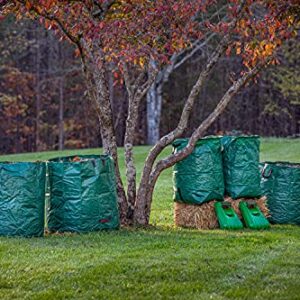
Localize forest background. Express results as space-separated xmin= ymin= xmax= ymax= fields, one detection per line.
xmin=0 ymin=15 xmax=299 ymax=154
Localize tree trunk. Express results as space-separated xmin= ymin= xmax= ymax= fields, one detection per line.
xmin=134 ymin=39 xmax=230 ymax=225
xmin=124 ymin=117 xmax=137 ymax=220
xmin=123 ymin=79 xmax=139 ymax=219
xmin=139 ymin=62 xmax=267 ymax=222
xmin=58 ymin=76 xmax=64 ymax=151
xmin=134 ymin=2 xmax=248 ymax=225
xmin=80 ymin=46 xmax=128 ymax=224
xmin=35 ymin=32 xmax=42 ymax=152
xmin=94 ymin=66 xmax=128 ymax=223
xmin=146 ymin=81 xmax=162 ymax=145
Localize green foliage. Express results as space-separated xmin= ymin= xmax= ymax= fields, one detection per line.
xmin=0 ymin=138 xmax=299 ymax=299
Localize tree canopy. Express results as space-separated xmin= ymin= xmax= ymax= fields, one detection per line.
xmin=2 ymin=0 xmax=299 ymax=70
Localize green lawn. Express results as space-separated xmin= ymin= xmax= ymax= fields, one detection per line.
xmin=0 ymin=138 xmax=299 ymax=299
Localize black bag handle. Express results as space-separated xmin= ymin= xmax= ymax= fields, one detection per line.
xmin=261 ymin=164 xmax=272 ymax=178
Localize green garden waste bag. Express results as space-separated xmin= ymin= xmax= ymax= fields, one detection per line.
xmin=221 ymin=136 xmax=261 ymax=199
xmin=0 ymin=162 xmax=46 ymax=237
xmin=260 ymin=162 xmax=300 ymax=225
xmin=47 ymin=155 xmax=119 ymax=233
xmin=173 ymin=137 xmax=224 ymax=205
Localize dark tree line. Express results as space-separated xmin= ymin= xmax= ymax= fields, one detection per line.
xmin=0 ymin=16 xmax=299 ymax=155
xmin=0 ymin=16 xmax=101 ymax=153
xmin=161 ymin=40 xmax=300 ymax=138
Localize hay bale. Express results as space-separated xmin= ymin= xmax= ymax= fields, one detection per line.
xmin=174 ymin=201 xmax=218 ymax=229
xmin=174 ymin=196 xmax=269 ymax=230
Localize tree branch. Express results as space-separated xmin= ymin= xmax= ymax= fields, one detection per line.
xmin=123 ymin=62 xmax=158 ymax=219
xmin=173 ymin=33 xmax=216 ymax=70
xmin=151 ymin=63 xmax=267 ymax=183
xmin=137 ymin=59 xmax=271 ymax=223
xmin=137 ymin=0 xmax=247 ymax=196
xmin=134 ymin=0 xmax=249 ymax=224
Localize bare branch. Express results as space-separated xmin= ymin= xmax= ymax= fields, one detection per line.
xmin=136 ymin=65 xmax=159 ymax=100
xmin=123 ymin=63 xmax=135 ymax=99
xmin=173 ymin=33 xmax=216 ymax=70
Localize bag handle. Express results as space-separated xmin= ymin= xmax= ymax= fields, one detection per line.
xmin=261 ymin=164 xmax=272 ymax=178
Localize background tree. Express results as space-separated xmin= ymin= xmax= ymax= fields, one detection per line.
xmin=0 ymin=15 xmax=101 ymax=152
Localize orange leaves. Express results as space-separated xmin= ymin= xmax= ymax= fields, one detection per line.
xmin=0 ymin=0 xmax=225 ymax=67
xmin=263 ymin=43 xmax=275 ymax=56
xmin=236 ymin=42 xmax=242 ymax=55
xmin=2 ymin=0 xmax=298 ymax=73
xmin=236 ymin=40 xmax=279 ymax=70
xmin=42 ymin=0 xmax=57 ymax=10
xmin=138 ymin=57 xmax=145 ymax=68
xmin=25 ymin=1 xmax=32 ymax=10
xmin=24 ymin=0 xmax=56 ymax=13
xmin=232 ymin=0 xmax=300 ymax=70
xmin=85 ymin=0 xmax=211 ymax=67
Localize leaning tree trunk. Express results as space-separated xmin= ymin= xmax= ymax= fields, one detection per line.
xmin=134 ymin=39 xmax=231 ymax=225
xmin=139 ymin=62 xmax=267 ymax=224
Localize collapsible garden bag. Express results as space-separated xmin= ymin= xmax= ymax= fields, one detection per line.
xmin=221 ymin=135 xmax=261 ymax=199
xmin=261 ymin=162 xmax=300 ymax=225
xmin=0 ymin=162 xmax=46 ymax=237
xmin=173 ymin=137 xmax=224 ymax=205
xmin=47 ymin=155 xmax=119 ymax=233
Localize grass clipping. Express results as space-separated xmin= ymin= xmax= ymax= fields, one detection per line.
xmin=174 ymin=197 xmax=269 ymax=230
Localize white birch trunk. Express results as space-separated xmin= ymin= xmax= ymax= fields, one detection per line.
xmin=146 ymin=81 xmax=162 ymax=145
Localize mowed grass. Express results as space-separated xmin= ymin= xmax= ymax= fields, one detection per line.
xmin=0 ymin=138 xmax=299 ymax=299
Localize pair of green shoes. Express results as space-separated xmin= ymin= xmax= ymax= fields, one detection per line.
xmin=214 ymin=201 xmax=270 ymax=230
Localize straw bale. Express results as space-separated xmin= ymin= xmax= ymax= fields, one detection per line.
xmin=174 ymin=196 xmax=269 ymax=229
